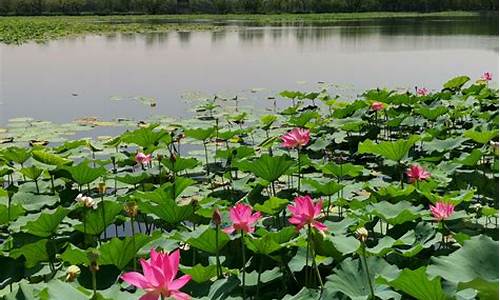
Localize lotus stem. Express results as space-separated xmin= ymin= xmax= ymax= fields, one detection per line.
xmin=203 ymin=141 xmax=210 ymax=176
xmin=215 ymin=225 xmax=222 ymax=278
xmin=91 ymin=267 xmax=97 ymax=299
xmin=101 ymin=197 xmax=106 ymax=240
xmin=361 ymin=243 xmax=375 ymax=300
xmin=305 ymin=225 xmax=310 ymax=287
xmin=241 ymin=230 xmax=246 ymax=300
xmin=297 ymin=148 xmax=301 ymax=193
xmin=256 ymin=255 xmax=263 ymax=299
xmin=131 ymin=215 xmax=136 ymax=271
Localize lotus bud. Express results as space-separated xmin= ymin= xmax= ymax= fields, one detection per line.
xmin=66 ymin=265 xmax=81 ymax=282
xmin=490 ymin=141 xmax=499 ymax=155
xmin=98 ymin=182 xmax=106 ymax=194
xmin=212 ymin=208 xmax=222 ymax=226
xmin=356 ymin=227 xmax=369 ymax=242
xmin=76 ymin=194 xmax=98 ymax=210
xmin=124 ymin=201 xmax=138 ymax=218
xmin=170 ymin=152 xmax=177 ymax=163
xmin=157 ymin=153 xmax=164 ymax=162
xmin=87 ymin=250 xmax=100 ymax=273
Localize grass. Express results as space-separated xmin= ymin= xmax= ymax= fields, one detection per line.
xmin=0 ymin=11 xmax=488 ymax=45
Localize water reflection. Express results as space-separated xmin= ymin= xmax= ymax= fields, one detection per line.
xmin=0 ymin=17 xmax=498 ymax=126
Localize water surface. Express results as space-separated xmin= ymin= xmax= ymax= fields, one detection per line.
xmin=1 ymin=16 xmax=498 ymax=126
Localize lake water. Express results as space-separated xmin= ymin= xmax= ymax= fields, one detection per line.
xmin=0 ymin=16 xmax=498 ymax=127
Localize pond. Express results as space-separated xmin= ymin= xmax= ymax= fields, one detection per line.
xmin=1 ymin=16 xmax=498 ymax=127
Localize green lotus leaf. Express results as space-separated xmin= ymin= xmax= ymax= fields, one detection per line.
xmin=0 ymin=167 xmax=14 ymax=177
xmin=326 ymin=235 xmax=360 ymax=255
xmin=162 ymin=157 xmax=200 ymax=173
xmin=20 ymin=166 xmax=43 ymax=181
xmin=217 ymin=129 xmax=243 ymax=141
xmin=237 ymin=154 xmax=295 ymax=182
xmin=260 ymin=115 xmax=278 ymax=130
xmin=180 ymin=264 xmax=218 ymax=283
xmin=139 ymin=197 xmax=193 ymax=225
xmin=303 ymin=178 xmax=344 ymax=196
xmin=60 ymin=244 xmax=89 ymax=266
xmin=321 ymin=162 xmax=364 ymax=178
xmin=325 ymin=257 xmax=400 ymax=300
xmin=4 ymin=281 xmax=37 ymax=300
xmin=0 ymin=203 xmax=25 ymax=225
xmin=99 ymin=234 xmax=153 ymax=269
xmin=443 ymin=75 xmax=470 ymax=90
xmin=63 ymin=160 xmax=107 ymax=185
xmin=216 ymin=146 xmax=255 ymax=163
xmin=74 ymin=201 xmax=123 ymax=235
xmin=283 ymin=288 xmax=321 ymax=300
xmin=21 ymin=207 xmax=68 ymax=237
xmin=205 ymin=276 xmax=240 ymax=300
xmin=453 ymin=149 xmax=483 ymax=166
xmin=184 ymin=226 xmax=230 ymax=255
xmin=288 ymin=111 xmax=319 ymax=127
xmin=10 ymin=239 xmax=49 ymax=268
xmin=416 ymin=106 xmax=448 ymax=121
xmin=32 ymin=150 xmax=72 ymax=166
xmin=116 ymin=172 xmax=150 ymax=185
xmin=280 ymin=90 xmax=303 ymax=99
xmin=1 ymin=147 xmax=31 ymax=164
xmin=384 ymin=267 xmax=448 ymax=300
xmin=427 ymin=235 xmax=498 ymax=290
xmin=463 ymin=129 xmax=499 ymax=144
xmin=121 ymin=125 xmax=168 ymax=147
xmin=11 ymin=192 xmax=59 ymax=211
xmin=254 ymin=197 xmax=289 ymax=215
xmin=422 ymin=137 xmax=467 ymax=153
xmin=368 ymin=201 xmax=423 ymax=225
xmin=237 ymin=267 xmax=282 ymax=286
xmin=53 ymin=140 xmax=88 ymax=153
xmin=136 ymin=176 xmax=194 ymax=201
xmin=38 ymin=279 xmax=89 ymax=300
xmin=458 ymin=278 xmax=499 ymax=299
xmin=358 ymin=135 xmax=420 ymax=162
xmin=184 ymin=127 xmax=215 ymax=141
xmin=245 ymin=234 xmax=282 ymax=255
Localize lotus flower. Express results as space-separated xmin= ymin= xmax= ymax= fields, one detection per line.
xmin=481 ymin=72 xmax=493 ymax=81
xmin=430 ymin=202 xmax=455 ymax=221
xmin=75 ymin=194 xmax=98 ymax=209
xmin=135 ymin=152 xmax=153 ymax=165
xmin=406 ymin=164 xmax=431 ymax=183
xmin=371 ymin=102 xmax=384 ymax=111
xmin=281 ymin=128 xmax=310 ymax=149
xmin=121 ymin=248 xmax=192 ymax=300
xmin=224 ymin=203 xmax=261 ymax=234
xmin=288 ymin=195 xmax=327 ymax=232
xmin=416 ymin=87 xmax=429 ymax=96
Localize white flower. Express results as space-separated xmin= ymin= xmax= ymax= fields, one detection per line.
xmin=66 ymin=265 xmax=81 ymax=282
xmin=76 ymin=194 xmax=98 ymax=210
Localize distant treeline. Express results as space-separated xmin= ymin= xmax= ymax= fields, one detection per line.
xmin=0 ymin=0 xmax=498 ymax=15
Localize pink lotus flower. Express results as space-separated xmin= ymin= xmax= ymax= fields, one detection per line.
xmin=135 ymin=152 xmax=153 ymax=165
xmin=481 ymin=72 xmax=493 ymax=81
xmin=288 ymin=195 xmax=327 ymax=232
xmin=416 ymin=87 xmax=429 ymax=96
xmin=121 ymin=248 xmax=192 ymax=300
xmin=371 ymin=102 xmax=384 ymax=111
xmin=281 ymin=128 xmax=310 ymax=149
xmin=430 ymin=201 xmax=455 ymax=221
xmin=224 ymin=203 xmax=261 ymax=234
xmin=406 ymin=164 xmax=431 ymax=183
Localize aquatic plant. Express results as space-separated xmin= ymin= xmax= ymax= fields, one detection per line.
xmin=0 ymin=74 xmax=497 ymax=299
